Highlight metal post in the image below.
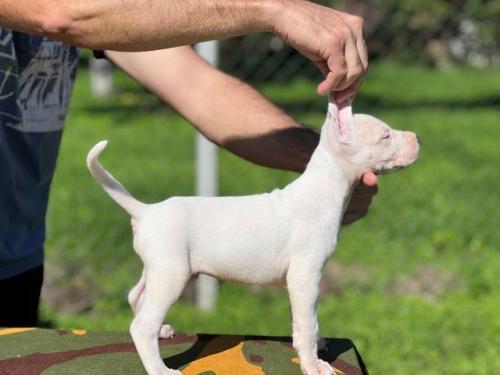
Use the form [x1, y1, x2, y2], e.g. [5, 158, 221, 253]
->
[89, 56, 113, 97]
[194, 41, 219, 311]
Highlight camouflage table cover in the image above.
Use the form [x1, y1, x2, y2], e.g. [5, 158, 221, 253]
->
[0, 328, 368, 375]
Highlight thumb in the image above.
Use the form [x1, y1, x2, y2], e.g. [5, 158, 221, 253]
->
[362, 171, 378, 186]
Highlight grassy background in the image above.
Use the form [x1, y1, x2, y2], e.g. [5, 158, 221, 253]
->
[41, 61, 500, 374]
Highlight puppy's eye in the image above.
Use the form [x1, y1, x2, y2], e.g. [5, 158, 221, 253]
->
[381, 133, 391, 140]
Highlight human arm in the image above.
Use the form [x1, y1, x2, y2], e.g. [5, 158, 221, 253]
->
[0, 0, 367, 100]
[107, 46, 377, 222]
[0, 0, 274, 51]
[106, 46, 317, 172]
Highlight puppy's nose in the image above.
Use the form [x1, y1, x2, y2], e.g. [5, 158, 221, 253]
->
[416, 135, 421, 145]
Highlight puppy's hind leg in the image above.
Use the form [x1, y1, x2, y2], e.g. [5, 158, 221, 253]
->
[130, 257, 189, 375]
[128, 269, 146, 314]
[129, 269, 176, 339]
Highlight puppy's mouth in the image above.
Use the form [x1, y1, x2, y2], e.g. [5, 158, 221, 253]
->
[374, 165, 405, 175]
[374, 154, 419, 175]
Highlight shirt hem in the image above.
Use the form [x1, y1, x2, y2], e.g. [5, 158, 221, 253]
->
[0, 253, 44, 280]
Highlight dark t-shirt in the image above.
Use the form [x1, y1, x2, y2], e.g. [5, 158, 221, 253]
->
[0, 29, 79, 279]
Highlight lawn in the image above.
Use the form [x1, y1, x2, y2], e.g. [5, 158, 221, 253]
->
[41, 61, 500, 375]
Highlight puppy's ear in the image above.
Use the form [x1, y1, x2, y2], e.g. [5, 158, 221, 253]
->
[326, 96, 353, 146]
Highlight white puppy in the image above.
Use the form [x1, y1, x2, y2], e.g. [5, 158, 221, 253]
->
[87, 99, 419, 375]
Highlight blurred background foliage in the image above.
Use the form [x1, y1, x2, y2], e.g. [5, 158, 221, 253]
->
[218, 0, 499, 87]
[354, 0, 499, 64]
[41, 1, 499, 374]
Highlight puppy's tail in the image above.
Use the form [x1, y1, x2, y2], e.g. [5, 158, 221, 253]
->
[86, 141, 146, 218]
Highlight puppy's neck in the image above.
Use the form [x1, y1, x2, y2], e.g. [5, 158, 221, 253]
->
[285, 139, 356, 210]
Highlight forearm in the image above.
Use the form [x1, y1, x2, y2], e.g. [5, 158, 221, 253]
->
[0, 0, 279, 50]
[108, 47, 318, 172]
[191, 76, 319, 173]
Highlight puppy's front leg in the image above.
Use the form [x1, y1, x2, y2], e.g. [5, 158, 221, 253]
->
[287, 262, 335, 375]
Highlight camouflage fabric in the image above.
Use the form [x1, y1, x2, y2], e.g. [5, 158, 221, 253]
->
[0, 328, 368, 374]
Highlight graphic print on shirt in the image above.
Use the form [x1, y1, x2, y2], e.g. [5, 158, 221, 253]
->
[0, 31, 17, 111]
[0, 29, 79, 132]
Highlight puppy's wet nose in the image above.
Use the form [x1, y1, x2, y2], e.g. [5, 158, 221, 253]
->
[416, 135, 421, 145]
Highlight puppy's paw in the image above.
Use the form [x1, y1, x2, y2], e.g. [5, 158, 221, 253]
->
[159, 324, 175, 339]
[302, 359, 336, 375]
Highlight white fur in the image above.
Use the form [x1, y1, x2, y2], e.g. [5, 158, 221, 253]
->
[86, 99, 419, 375]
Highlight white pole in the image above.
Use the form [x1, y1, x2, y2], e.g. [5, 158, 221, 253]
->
[194, 40, 219, 311]
[89, 56, 113, 97]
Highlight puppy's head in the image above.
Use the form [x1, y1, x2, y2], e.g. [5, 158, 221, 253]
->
[322, 99, 420, 178]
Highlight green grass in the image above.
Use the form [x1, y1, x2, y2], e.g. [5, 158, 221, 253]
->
[42, 61, 500, 374]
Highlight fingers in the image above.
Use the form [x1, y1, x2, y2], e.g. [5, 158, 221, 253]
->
[341, 190, 374, 224]
[334, 70, 364, 104]
[352, 16, 368, 70]
[335, 16, 368, 103]
[275, 1, 368, 98]
[317, 41, 346, 95]
[342, 172, 378, 225]
[362, 171, 377, 186]
[342, 212, 362, 225]
[317, 15, 368, 99]
[317, 37, 363, 95]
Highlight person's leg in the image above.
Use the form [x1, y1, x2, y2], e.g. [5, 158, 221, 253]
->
[0, 265, 44, 327]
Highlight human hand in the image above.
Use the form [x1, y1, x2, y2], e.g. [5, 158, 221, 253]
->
[272, 0, 368, 103]
[342, 171, 378, 225]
